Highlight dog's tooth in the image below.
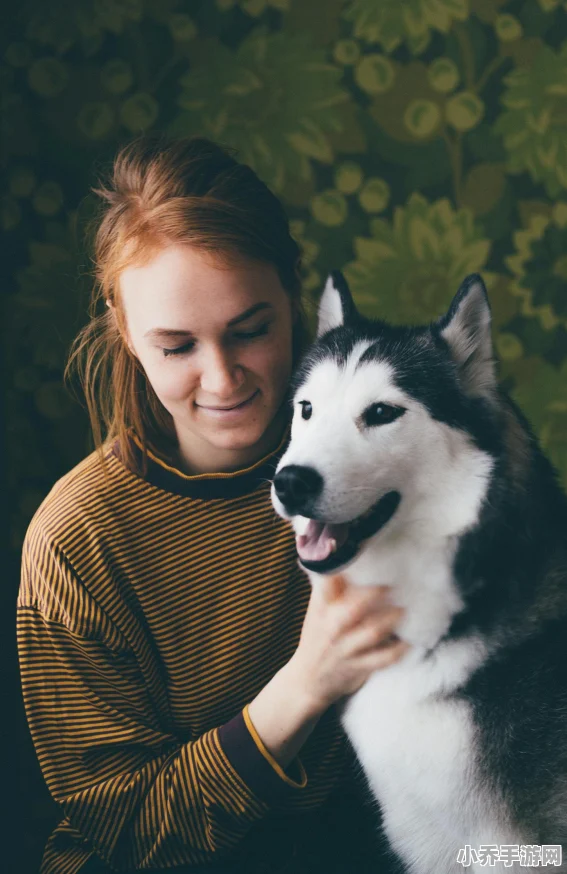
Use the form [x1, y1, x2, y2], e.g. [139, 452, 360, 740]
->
[329, 538, 337, 553]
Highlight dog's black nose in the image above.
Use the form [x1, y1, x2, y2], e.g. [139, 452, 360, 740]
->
[273, 465, 323, 514]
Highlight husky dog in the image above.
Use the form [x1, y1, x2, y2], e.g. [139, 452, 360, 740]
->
[271, 272, 567, 874]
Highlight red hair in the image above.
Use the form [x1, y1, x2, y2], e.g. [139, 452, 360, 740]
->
[66, 135, 312, 472]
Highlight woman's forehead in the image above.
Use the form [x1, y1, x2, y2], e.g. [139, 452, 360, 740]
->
[118, 244, 287, 333]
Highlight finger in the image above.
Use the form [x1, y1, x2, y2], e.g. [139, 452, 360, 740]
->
[360, 584, 393, 607]
[343, 610, 405, 658]
[346, 584, 392, 612]
[376, 638, 410, 664]
[370, 606, 405, 639]
[367, 638, 410, 670]
[345, 601, 404, 634]
[321, 573, 348, 604]
[376, 632, 398, 648]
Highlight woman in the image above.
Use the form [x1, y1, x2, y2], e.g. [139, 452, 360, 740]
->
[17, 136, 408, 874]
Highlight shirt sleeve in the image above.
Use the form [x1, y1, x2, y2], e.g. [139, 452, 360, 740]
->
[17, 524, 308, 872]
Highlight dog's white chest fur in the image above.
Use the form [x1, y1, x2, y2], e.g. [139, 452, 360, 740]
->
[272, 270, 556, 873]
[303, 529, 536, 871]
[305, 534, 532, 873]
[339, 636, 531, 874]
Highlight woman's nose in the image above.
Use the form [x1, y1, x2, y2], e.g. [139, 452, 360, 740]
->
[198, 345, 245, 396]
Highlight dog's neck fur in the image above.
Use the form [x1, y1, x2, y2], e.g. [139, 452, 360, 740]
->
[448, 396, 567, 646]
[332, 395, 567, 656]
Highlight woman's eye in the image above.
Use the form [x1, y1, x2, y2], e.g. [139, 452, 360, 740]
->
[162, 342, 194, 358]
[161, 323, 270, 358]
[234, 324, 270, 342]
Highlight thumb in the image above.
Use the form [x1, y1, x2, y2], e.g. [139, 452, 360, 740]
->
[320, 573, 348, 604]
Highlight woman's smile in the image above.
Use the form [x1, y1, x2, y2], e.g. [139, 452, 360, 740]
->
[119, 246, 294, 473]
[196, 389, 260, 417]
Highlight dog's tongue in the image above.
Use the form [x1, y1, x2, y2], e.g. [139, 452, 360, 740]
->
[296, 520, 349, 562]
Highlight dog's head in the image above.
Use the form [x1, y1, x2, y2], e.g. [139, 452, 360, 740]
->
[271, 271, 498, 574]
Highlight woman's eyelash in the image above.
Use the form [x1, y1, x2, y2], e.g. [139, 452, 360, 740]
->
[162, 343, 193, 358]
[162, 324, 270, 357]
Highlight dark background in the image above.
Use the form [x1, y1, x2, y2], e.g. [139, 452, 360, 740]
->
[4, 1, 567, 871]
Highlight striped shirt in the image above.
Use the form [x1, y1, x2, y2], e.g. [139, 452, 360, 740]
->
[17, 420, 380, 873]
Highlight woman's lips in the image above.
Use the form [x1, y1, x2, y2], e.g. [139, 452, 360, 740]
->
[200, 391, 256, 410]
[196, 390, 259, 417]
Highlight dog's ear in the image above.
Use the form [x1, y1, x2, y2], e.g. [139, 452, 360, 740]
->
[437, 273, 496, 397]
[316, 271, 358, 339]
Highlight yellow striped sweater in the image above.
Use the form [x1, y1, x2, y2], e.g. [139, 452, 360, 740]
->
[17, 420, 383, 874]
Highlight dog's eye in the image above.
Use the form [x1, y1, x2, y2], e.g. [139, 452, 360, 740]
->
[299, 400, 312, 421]
[363, 403, 405, 427]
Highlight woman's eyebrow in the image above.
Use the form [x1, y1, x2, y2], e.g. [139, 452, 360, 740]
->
[144, 302, 274, 340]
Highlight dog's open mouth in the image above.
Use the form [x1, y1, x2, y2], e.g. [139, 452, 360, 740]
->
[296, 491, 401, 573]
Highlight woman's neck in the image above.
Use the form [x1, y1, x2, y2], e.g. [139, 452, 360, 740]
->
[171, 403, 291, 477]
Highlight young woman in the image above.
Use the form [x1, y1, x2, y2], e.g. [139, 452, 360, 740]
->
[17, 136, 408, 874]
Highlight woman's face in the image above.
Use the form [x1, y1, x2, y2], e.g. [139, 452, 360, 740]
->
[118, 244, 296, 474]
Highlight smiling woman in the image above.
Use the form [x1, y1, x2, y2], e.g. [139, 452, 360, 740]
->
[17, 135, 405, 874]
[65, 135, 310, 477]
[115, 246, 296, 474]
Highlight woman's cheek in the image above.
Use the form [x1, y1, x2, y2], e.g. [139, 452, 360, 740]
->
[145, 359, 194, 405]
[266, 337, 293, 387]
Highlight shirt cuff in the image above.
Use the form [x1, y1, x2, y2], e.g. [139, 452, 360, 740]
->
[217, 705, 308, 806]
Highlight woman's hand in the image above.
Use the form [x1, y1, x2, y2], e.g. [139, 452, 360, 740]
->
[291, 574, 409, 713]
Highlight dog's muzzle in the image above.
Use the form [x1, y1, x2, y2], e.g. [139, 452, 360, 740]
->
[273, 464, 401, 573]
[272, 464, 323, 516]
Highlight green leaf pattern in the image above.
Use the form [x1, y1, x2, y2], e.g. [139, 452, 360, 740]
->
[171, 29, 348, 191]
[343, 0, 469, 54]
[344, 193, 492, 323]
[494, 44, 567, 197]
[5, 0, 567, 558]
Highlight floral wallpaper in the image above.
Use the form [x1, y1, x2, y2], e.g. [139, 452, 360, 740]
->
[5, 0, 567, 553]
[4, 1, 567, 865]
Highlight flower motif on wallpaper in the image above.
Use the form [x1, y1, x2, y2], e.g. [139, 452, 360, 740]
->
[216, 0, 289, 13]
[536, 0, 567, 11]
[494, 44, 567, 198]
[13, 210, 92, 372]
[170, 28, 348, 192]
[25, 0, 143, 52]
[506, 202, 567, 330]
[289, 219, 321, 292]
[344, 193, 491, 324]
[343, 0, 469, 55]
[509, 356, 567, 489]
